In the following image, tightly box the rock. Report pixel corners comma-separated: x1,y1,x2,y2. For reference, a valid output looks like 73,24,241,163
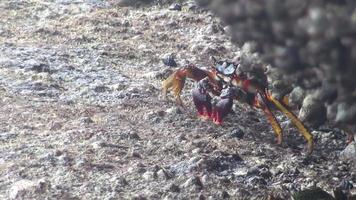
292,187,334,200
74,158,88,168
169,3,182,11
229,128,245,139
57,152,72,166
112,176,128,192
200,0,356,133
337,180,353,191
298,94,327,128
22,59,50,73
162,53,177,67
335,103,356,125
157,169,172,180
117,0,153,6
142,171,156,181
167,183,180,193
198,193,205,200
154,68,174,80
340,142,356,162
166,107,182,115
9,179,50,199
288,86,305,108
181,176,203,191
186,1,198,11
91,141,105,149
220,191,230,199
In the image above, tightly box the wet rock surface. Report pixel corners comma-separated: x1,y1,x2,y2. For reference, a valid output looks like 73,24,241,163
0,0,355,199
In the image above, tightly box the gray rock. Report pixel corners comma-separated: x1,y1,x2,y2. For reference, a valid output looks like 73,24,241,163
229,128,245,139
181,176,203,191
142,171,156,181
117,0,153,6
298,94,327,128
162,53,177,67
169,3,182,11
340,142,356,162
8,179,50,199
288,86,305,108
167,183,180,193
200,0,356,131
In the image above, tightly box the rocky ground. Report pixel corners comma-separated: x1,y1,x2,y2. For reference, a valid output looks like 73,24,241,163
0,0,355,199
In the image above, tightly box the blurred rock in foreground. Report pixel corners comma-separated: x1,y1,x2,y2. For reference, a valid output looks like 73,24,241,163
197,0,356,134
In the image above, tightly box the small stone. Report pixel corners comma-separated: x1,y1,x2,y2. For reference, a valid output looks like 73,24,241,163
57,153,72,166
220,190,230,199
169,3,182,11
181,176,203,190
340,142,356,162
201,174,209,184
192,148,201,154
130,151,142,158
80,117,94,124
337,180,353,190
9,179,45,199
129,132,141,140
74,158,88,168
162,53,177,67
142,171,156,181
166,107,182,115
155,68,173,80
49,122,62,131
289,86,305,108
298,94,327,128
157,169,172,180
91,141,105,149
229,128,245,139
112,176,128,192
198,193,205,200
168,183,180,193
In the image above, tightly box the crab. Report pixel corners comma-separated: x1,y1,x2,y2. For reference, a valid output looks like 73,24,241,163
162,57,314,154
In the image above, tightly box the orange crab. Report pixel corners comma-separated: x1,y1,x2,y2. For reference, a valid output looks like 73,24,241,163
162,57,314,153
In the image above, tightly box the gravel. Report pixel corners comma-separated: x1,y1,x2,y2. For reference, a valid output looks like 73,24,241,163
0,0,355,199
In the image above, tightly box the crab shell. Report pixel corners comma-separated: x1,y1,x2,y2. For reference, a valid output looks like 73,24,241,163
214,61,267,95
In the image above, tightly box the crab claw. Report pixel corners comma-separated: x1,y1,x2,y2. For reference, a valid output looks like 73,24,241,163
192,78,212,120
212,87,236,125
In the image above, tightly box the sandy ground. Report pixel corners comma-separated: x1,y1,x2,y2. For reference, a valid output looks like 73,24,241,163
0,1,354,199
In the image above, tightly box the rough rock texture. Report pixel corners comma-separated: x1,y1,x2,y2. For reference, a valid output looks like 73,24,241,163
197,0,356,133
0,0,355,199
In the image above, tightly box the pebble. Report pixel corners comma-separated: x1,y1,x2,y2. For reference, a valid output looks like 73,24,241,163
142,171,156,181
157,169,172,180
229,128,245,139
9,179,49,200
340,142,356,162
162,53,177,67
169,3,182,11
181,176,203,191
220,190,230,199
167,183,180,193
166,107,182,115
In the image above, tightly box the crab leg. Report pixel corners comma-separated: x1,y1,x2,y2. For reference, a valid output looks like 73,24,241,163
258,94,283,145
266,92,314,154
162,70,186,106
162,65,213,106
192,79,212,120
